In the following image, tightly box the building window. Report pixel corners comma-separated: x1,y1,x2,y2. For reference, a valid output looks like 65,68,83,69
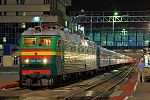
16,11,19,16
44,0,46,4
43,11,55,16
43,11,50,15
53,0,55,7
0,12,2,16
51,0,53,6
50,0,52,6
16,0,19,5
20,23,26,28
4,12,7,16
56,0,58,8
20,0,25,5
0,0,2,5
4,0,7,5
54,0,57,8
3,37,6,43
20,12,25,16
44,0,50,4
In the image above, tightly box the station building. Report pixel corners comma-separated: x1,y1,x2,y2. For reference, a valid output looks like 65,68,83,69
0,0,71,67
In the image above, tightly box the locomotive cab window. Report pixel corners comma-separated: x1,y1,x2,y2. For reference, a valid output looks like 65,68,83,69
38,37,52,46
23,37,36,46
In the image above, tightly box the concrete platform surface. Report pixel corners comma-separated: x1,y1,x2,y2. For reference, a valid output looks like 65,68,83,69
0,67,19,89
110,72,138,100
129,83,150,100
0,73,19,84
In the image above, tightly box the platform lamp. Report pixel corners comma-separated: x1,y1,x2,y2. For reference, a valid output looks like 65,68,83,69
33,16,41,26
122,28,127,46
112,11,119,33
114,11,119,16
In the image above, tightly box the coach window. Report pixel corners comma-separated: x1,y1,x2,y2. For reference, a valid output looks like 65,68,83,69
4,0,6,5
38,37,52,46
23,37,36,46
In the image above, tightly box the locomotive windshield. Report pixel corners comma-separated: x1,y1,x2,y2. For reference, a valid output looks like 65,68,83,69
23,37,36,46
38,37,52,46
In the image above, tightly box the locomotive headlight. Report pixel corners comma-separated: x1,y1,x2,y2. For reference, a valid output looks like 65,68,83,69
43,59,47,64
25,59,29,63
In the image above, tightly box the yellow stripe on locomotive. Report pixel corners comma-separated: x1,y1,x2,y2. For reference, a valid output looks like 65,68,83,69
20,52,62,56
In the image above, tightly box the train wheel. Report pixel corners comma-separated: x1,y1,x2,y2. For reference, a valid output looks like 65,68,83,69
40,78,42,87
59,76,63,86
50,76,55,86
30,77,32,87
48,79,50,88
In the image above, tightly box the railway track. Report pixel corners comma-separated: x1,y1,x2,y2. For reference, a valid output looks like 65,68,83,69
60,65,136,100
0,64,135,100
0,88,31,99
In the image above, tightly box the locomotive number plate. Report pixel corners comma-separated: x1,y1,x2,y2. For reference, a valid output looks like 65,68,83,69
31,59,42,62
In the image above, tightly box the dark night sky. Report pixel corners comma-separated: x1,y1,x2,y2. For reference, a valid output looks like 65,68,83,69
67,0,150,13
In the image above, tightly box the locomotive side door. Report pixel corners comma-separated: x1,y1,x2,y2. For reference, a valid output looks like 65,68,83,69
56,37,63,75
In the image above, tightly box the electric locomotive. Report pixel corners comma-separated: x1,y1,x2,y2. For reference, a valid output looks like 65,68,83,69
19,26,134,87
19,26,98,87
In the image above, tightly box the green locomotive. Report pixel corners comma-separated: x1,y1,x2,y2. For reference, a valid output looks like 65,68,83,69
19,26,98,87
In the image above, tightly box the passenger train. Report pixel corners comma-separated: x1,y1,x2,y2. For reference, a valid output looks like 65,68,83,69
19,25,134,87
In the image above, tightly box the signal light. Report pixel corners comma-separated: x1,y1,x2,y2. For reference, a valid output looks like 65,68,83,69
48,59,50,63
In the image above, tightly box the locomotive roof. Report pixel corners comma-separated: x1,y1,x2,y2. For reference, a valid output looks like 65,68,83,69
21,26,97,48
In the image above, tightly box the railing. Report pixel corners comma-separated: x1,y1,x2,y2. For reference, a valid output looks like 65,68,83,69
70,11,150,23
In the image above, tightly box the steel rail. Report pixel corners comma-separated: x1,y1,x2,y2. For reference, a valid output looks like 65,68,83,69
91,66,135,100
62,65,133,100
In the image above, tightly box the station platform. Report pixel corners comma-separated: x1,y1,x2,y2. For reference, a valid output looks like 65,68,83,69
0,67,19,89
110,71,150,100
129,82,150,100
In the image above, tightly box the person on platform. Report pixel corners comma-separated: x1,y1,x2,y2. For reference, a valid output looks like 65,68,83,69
137,60,145,82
